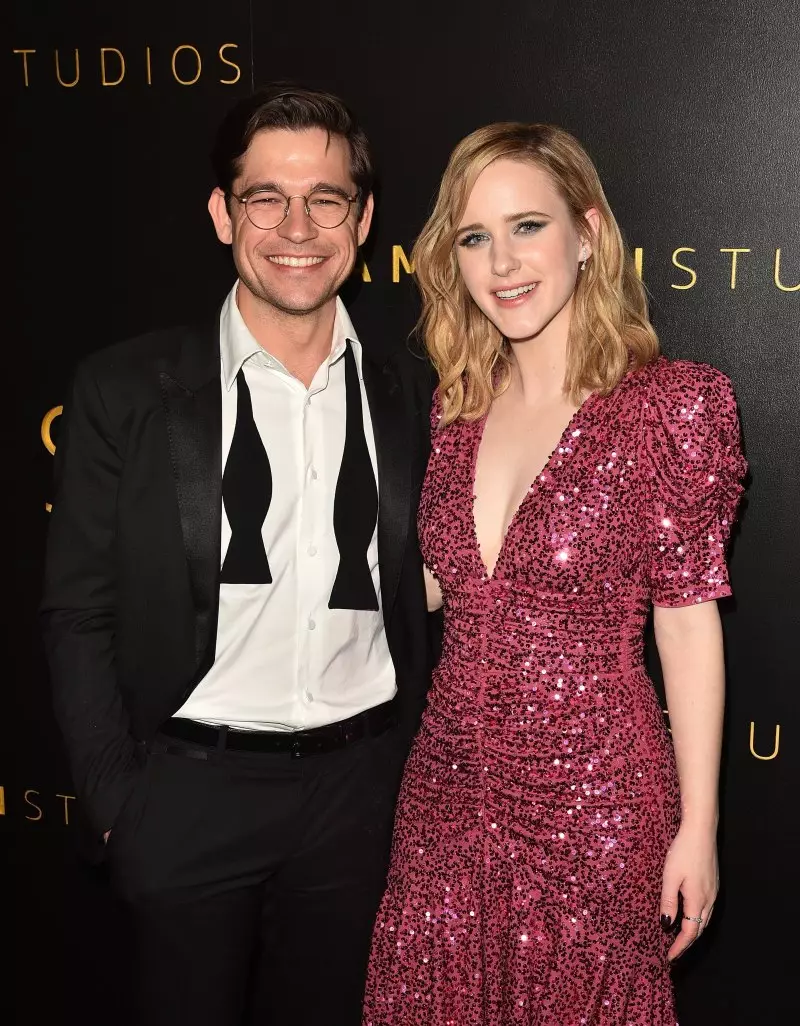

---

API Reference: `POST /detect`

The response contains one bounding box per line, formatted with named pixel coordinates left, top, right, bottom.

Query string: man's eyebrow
left=237, top=180, right=354, bottom=197
left=236, top=180, right=282, bottom=196
left=307, top=181, right=356, bottom=195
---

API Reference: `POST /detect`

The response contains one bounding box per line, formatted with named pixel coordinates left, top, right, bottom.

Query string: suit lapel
left=362, top=351, right=411, bottom=627
left=159, top=319, right=222, bottom=671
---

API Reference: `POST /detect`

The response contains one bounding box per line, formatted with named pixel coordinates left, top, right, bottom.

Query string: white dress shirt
left=175, top=282, right=397, bottom=730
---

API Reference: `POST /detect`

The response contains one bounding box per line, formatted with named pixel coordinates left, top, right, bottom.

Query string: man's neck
left=237, top=284, right=337, bottom=388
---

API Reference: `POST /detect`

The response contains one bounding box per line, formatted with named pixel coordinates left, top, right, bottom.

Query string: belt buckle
left=289, top=730, right=325, bottom=758
left=292, top=732, right=338, bottom=758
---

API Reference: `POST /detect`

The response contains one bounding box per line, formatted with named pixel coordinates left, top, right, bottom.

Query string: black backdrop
left=9, top=2, right=799, bottom=1023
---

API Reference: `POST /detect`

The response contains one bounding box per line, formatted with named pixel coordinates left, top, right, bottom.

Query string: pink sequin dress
left=364, top=358, right=746, bottom=1026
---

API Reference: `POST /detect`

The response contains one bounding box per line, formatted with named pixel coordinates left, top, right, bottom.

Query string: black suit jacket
left=40, top=312, right=436, bottom=838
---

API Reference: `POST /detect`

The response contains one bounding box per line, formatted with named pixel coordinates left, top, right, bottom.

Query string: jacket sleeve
left=39, top=358, right=141, bottom=838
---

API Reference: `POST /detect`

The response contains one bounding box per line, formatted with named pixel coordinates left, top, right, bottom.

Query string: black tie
left=220, top=369, right=272, bottom=584
left=328, top=341, right=379, bottom=610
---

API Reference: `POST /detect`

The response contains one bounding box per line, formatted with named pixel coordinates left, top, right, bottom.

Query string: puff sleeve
left=643, top=360, right=747, bottom=607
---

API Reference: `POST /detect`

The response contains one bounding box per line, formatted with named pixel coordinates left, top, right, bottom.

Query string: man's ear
left=208, top=187, right=233, bottom=245
left=356, top=192, right=375, bottom=247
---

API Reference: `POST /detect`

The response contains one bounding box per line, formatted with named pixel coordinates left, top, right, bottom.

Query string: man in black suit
left=40, top=85, right=434, bottom=1026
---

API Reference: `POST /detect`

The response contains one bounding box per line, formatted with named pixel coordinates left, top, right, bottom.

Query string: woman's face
left=454, top=158, right=594, bottom=346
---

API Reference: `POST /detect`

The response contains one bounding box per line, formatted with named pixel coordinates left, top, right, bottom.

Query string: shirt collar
left=219, top=281, right=362, bottom=390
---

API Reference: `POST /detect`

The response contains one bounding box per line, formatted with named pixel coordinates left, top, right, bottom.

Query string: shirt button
left=305, top=397, right=312, bottom=407
left=305, top=690, right=314, bottom=703
left=310, top=467, right=318, bottom=480
left=308, top=545, right=317, bottom=557
left=308, top=619, right=316, bottom=631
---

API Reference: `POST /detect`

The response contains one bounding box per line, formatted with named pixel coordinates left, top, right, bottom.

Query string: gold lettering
left=720, top=248, right=750, bottom=290
left=57, top=794, right=76, bottom=825
left=14, top=49, right=36, bottom=87
left=633, top=247, right=643, bottom=279
left=218, top=44, right=241, bottom=84
left=24, top=790, right=43, bottom=821
left=41, top=406, right=63, bottom=456
left=361, top=261, right=372, bottom=283
left=172, top=45, right=202, bottom=86
left=671, top=247, right=697, bottom=290
left=42, top=405, right=61, bottom=511
left=101, top=47, right=125, bottom=87
left=0, top=786, right=5, bottom=815
left=749, top=721, right=780, bottom=761
left=145, top=46, right=152, bottom=86
left=55, top=48, right=80, bottom=87
left=774, top=248, right=800, bottom=292
left=392, top=245, right=414, bottom=283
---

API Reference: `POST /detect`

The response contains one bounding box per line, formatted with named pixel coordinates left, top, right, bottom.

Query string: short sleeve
left=644, top=360, right=747, bottom=607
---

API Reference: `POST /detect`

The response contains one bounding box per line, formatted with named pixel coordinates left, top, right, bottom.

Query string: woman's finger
left=668, top=905, right=703, bottom=960
left=659, top=874, right=681, bottom=933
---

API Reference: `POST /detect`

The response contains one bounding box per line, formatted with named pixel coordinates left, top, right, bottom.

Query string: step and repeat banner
left=9, top=1, right=799, bottom=1023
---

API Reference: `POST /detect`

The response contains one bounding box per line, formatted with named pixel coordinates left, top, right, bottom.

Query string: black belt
left=159, top=699, right=397, bottom=758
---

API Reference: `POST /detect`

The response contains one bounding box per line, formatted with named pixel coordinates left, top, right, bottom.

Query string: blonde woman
left=363, top=123, right=746, bottom=1026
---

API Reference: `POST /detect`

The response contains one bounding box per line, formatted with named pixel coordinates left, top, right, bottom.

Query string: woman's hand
left=660, top=821, right=719, bottom=961
left=423, top=566, right=443, bottom=612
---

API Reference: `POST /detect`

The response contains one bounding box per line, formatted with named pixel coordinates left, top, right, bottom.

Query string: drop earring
left=580, top=248, right=588, bottom=272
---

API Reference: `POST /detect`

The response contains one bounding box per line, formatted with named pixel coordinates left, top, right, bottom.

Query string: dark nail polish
left=660, top=914, right=673, bottom=932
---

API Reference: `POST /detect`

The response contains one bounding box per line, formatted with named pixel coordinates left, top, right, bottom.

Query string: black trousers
left=105, top=725, right=407, bottom=1026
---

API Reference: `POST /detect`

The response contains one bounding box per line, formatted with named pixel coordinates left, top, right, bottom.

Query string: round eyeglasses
left=232, top=188, right=358, bottom=231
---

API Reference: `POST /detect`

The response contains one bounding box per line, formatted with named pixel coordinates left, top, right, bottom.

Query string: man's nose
left=276, top=196, right=318, bottom=242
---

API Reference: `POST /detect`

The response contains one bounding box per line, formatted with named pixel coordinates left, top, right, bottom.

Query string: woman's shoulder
left=625, top=355, right=736, bottom=406
left=623, top=356, right=745, bottom=485
left=606, top=356, right=739, bottom=435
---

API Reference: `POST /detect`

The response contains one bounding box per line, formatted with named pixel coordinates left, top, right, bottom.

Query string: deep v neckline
left=469, top=392, right=597, bottom=581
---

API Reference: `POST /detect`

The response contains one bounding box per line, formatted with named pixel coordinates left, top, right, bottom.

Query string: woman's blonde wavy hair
left=412, top=122, right=659, bottom=424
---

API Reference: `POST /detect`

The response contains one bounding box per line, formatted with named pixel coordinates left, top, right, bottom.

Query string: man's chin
left=256, top=282, right=340, bottom=317
left=272, top=295, right=335, bottom=317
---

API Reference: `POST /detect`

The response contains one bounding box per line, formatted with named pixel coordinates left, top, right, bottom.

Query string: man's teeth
left=495, top=283, right=537, bottom=299
left=268, top=256, right=325, bottom=267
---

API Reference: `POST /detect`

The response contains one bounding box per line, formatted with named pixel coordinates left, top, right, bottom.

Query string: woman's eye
left=458, top=232, right=488, bottom=248
left=516, top=219, right=546, bottom=234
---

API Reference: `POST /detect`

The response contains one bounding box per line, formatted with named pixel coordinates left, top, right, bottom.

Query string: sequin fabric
left=363, top=358, right=745, bottom=1026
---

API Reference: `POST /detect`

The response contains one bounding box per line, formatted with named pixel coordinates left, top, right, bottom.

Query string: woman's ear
left=581, top=207, right=601, bottom=256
